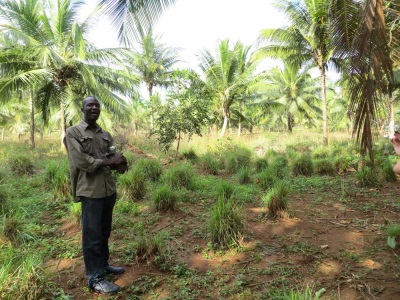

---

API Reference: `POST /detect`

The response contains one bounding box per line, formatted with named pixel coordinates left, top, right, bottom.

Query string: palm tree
left=98, top=0, right=176, bottom=46
left=257, top=0, right=338, bottom=145
left=0, top=0, right=138, bottom=148
left=128, top=31, right=179, bottom=130
left=199, top=39, right=261, bottom=137
left=330, top=0, right=397, bottom=161
left=262, top=63, right=320, bottom=132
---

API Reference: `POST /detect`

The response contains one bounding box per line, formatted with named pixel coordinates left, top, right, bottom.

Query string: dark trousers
left=80, top=193, right=116, bottom=285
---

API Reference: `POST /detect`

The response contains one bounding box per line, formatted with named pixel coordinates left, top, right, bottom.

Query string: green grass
left=209, top=197, right=244, bottom=249
left=161, top=161, right=196, bottom=189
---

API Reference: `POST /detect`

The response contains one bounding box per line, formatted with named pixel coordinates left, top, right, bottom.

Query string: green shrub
left=198, top=152, right=220, bottom=175
left=45, top=158, right=71, bottom=197
left=291, top=154, right=313, bottom=176
left=386, top=224, right=400, bottom=249
left=123, top=151, right=135, bottom=166
left=270, top=155, right=289, bottom=178
left=262, top=180, right=290, bottom=218
left=209, top=197, right=243, bottom=249
left=135, top=229, right=170, bottom=265
left=162, top=162, right=195, bottom=189
left=237, top=167, right=251, bottom=184
left=223, top=146, right=252, bottom=174
left=334, top=155, right=359, bottom=173
left=216, top=180, right=235, bottom=200
left=135, top=158, right=163, bottom=181
left=0, top=185, right=9, bottom=214
left=313, top=158, right=336, bottom=176
left=256, top=168, right=279, bottom=190
left=118, top=167, right=147, bottom=200
left=381, top=160, right=397, bottom=182
left=68, top=202, right=81, bottom=225
left=254, top=158, right=268, bottom=173
left=356, top=166, right=379, bottom=187
left=115, top=199, right=140, bottom=215
left=9, top=155, right=34, bottom=176
left=312, top=145, right=330, bottom=159
left=181, top=148, right=198, bottom=161
left=2, top=215, right=22, bottom=243
left=153, top=185, right=178, bottom=211
left=0, top=248, right=45, bottom=300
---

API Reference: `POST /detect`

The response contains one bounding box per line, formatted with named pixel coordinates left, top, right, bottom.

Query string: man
left=64, top=96, right=128, bottom=294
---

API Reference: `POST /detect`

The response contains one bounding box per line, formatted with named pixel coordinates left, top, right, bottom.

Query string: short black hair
left=82, top=96, right=99, bottom=107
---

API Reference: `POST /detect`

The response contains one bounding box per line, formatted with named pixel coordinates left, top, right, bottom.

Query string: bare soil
left=46, top=171, right=400, bottom=300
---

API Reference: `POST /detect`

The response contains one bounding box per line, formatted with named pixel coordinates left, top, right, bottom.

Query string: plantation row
left=1, top=135, right=400, bottom=299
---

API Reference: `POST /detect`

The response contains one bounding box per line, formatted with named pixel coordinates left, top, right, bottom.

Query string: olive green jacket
left=64, top=121, right=116, bottom=201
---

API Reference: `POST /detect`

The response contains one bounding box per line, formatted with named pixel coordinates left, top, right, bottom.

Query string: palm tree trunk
left=220, top=107, right=229, bottom=138
left=320, top=66, right=328, bottom=146
left=388, top=94, right=395, bottom=131
left=60, top=101, right=66, bottom=149
left=29, top=90, right=35, bottom=149
left=148, top=86, right=154, bottom=131
left=288, top=113, right=293, bottom=133
left=237, top=102, right=242, bottom=137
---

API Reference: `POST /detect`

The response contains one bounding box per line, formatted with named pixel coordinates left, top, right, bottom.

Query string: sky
left=85, top=0, right=287, bottom=70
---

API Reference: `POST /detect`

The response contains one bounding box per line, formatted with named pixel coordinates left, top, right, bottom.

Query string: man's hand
left=390, top=133, right=400, bottom=156
left=102, top=153, right=127, bottom=168
left=116, top=162, right=128, bottom=174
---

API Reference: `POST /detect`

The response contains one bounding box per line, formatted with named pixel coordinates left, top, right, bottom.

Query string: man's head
left=82, top=96, right=101, bottom=124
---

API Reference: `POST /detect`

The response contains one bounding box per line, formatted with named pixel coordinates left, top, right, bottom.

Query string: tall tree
left=128, top=31, right=179, bottom=130
left=257, top=0, right=339, bottom=145
left=330, top=0, right=398, bottom=161
left=199, top=39, right=260, bottom=137
left=261, top=63, right=320, bottom=132
left=99, top=0, right=176, bottom=46
left=0, top=0, right=137, bottom=147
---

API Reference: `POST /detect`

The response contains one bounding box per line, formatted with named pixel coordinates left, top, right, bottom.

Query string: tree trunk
left=287, top=113, right=293, bottom=133
left=176, top=130, right=181, bottom=158
left=388, top=94, right=395, bottom=132
left=148, top=86, right=154, bottom=131
left=29, top=90, right=35, bottom=149
left=1, top=128, right=4, bottom=141
left=237, top=102, right=242, bottom=137
left=320, top=66, right=328, bottom=146
left=60, top=101, right=66, bottom=150
left=219, top=107, right=229, bottom=138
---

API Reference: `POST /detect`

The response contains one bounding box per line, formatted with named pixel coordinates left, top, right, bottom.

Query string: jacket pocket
left=79, top=136, right=93, bottom=153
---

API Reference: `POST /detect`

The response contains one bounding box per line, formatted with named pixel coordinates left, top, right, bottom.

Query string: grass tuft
left=262, top=180, right=290, bottom=219
left=162, top=162, right=195, bottom=189
left=209, top=197, right=243, bottom=249
left=135, top=158, right=163, bottom=181
left=291, top=154, right=313, bottom=176
left=9, top=155, right=34, bottom=176
left=153, top=185, right=178, bottom=211
left=118, top=167, right=147, bottom=200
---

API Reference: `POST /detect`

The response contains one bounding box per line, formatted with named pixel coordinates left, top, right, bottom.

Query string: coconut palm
left=0, top=0, right=138, bottom=148
left=253, top=63, right=320, bottom=132
left=330, top=0, right=398, bottom=160
left=98, top=0, right=176, bottom=46
left=257, top=0, right=340, bottom=145
left=128, top=31, right=179, bottom=130
left=269, top=64, right=320, bottom=132
left=199, top=39, right=261, bottom=137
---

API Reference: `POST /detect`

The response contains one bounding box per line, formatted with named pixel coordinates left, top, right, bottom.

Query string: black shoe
left=90, top=279, right=121, bottom=294
left=106, top=265, right=125, bottom=275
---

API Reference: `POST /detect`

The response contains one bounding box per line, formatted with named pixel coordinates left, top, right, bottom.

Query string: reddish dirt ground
left=46, top=173, right=400, bottom=300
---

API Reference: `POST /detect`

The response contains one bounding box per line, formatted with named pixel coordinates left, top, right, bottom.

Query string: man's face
left=82, top=98, right=101, bottom=122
